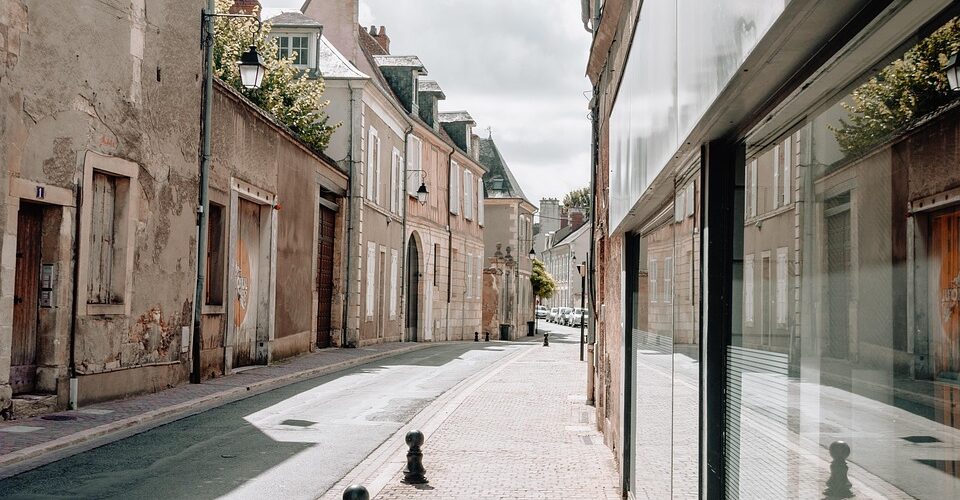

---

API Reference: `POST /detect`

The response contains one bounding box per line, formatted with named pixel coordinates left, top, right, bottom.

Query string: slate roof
left=372, top=55, right=427, bottom=72
left=439, top=111, right=475, bottom=124
left=478, top=136, right=529, bottom=202
left=418, top=79, right=446, bottom=98
left=553, top=219, right=591, bottom=247
left=265, top=11, right=323, bottom=28
left=315, top=35, right=368, bottom=80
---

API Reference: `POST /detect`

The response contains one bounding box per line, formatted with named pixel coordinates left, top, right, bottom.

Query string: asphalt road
left=0, top=342, right=525, bottom=500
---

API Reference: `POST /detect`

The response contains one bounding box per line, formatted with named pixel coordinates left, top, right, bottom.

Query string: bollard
left=402, top=430, right=429, bottom=484
left=543, top=332, right=549, bottom=347
left=484, top=331, right=490, bottom=342
left=342, top=484, right=369, bottom=500
left=823, top=440, right=853, bottom=499
left=474, top=331, right=479, bottom=342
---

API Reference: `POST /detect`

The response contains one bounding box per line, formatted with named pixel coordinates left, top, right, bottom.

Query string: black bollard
left=402, top=430, right=428, bottom=484
left=543, top=332, right=549, bottom=347
left=342, top=484, right=369, bottom=500
left=474, top=331, right=479, bottom=342
left=484, top=332, right=489, bottom=342
left=823, top=440, right=853, bottom=499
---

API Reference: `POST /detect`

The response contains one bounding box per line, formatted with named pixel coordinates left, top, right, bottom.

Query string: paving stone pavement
left=0, top=342, right=428, bottom=474
left=375, top=327, right=620, bottom=500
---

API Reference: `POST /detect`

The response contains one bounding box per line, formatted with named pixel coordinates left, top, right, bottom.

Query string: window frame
left=367, top=126, right=380, bottom=203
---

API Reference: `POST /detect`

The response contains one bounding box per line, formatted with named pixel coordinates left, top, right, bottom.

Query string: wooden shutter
left=88, top=172, right=116, bottom=304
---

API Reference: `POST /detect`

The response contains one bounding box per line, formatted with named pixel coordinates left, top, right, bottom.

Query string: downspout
left=341, top=82, right=358, bottom=347
left=587, top=84, right=599, bottom=406
left=400, top=124, right=412, bottom=341
left=445, top=149, right=452, bottom=342
left=68, top=183, right=82, bottom=409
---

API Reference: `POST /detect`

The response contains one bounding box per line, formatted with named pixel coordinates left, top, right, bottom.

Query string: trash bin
left=499, top=324, right=511, bottom=341
left=527, top=320, right=535, bottom=337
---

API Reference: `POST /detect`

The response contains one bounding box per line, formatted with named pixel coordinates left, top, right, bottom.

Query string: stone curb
left=317, top=341, right=536, bottom=500
left=0, top=343, right=434, bottom=478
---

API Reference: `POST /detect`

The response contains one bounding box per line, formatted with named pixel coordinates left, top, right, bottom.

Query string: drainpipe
left=341, top=82, right=358, bottom=348
left=445, top=150, right=452, bottom=342
left=587, top=84, right=599, bottom=405
left=68, top=183, right=82, bottom=409
left=400, top=125, right=412, bottom=341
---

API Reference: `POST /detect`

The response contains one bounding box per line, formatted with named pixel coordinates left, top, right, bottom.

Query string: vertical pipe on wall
left=341, top=83, right=358, bottom=347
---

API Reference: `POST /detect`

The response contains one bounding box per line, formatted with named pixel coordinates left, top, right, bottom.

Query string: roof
left=418, top=79, right=446, bottom=99
left=438, top=111, right=475, bottom=124
left=553, top=219, right=591, bottom=247
left=315, top=35, right=368, bottom=80
left=478, top=136, right=530, bottom=202
left=372, top=55, right=427, bottom=72
left=265, top=11, right=323, bottom=28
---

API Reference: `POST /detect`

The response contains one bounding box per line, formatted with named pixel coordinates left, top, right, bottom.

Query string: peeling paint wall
left=0, top=0, right=204, bottom=411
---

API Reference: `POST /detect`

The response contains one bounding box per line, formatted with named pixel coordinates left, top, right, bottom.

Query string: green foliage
left=531, top=259, right=556, bottom=300
left=562, top=187, right=591, bottom=216
left=832, top=17, right=960, bottom=156
left=212, top=0, right=337, bottom=151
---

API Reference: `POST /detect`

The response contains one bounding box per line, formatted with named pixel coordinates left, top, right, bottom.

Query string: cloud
left=260, top=0, right=592, bottom=206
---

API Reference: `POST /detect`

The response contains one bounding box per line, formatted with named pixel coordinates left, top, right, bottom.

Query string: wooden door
left=233, top=199, right=261, bottom=367
left=11, top=203, right=42, bottom=394
left=316, top=205, right=335, bottom=348
left=406, top=242, right=420, bottom=342
left=931, top=208, right=960, bottom=377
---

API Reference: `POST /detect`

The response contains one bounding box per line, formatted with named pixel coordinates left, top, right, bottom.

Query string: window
left=407, top=136, right=423, bottom=196
left=781, top=136, right=792, bottom=205
left=748, top=158, right=758, bottom=218
left=365, top=242, right=376, bottom=319
left=205, top=203, right=225, bottom=306
left=366, top=127, right=380, bottom=203
left=88, top=172, right=122, bottom=304
left=449, top=160, right=460, bottom=214
left=391, top=147, right=402, bottom=214
left=466, top=252, right=473, bottom=298
left=776, top=247, right=787, bottom=326
left=277, top=35, right=310, bottom=66
left=464, top=170, right=474, bottom=220
left=674, top=191, right=685, bottom=223
left=477, top=178, right=485, bottom=226
left=663, top=256, right=673, bottom=304
left=389, top=249, right=398, bottom=319
left=649, top=259, right=658, bottom=304
left=744, top=254, right=754, bottom=325
left=685, top=182, right=695, bottom=217
left=477, top=255, right=483, bottom=297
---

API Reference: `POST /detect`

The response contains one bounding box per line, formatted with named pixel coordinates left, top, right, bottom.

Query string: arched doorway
left=406, top=238, right=420, bottom=342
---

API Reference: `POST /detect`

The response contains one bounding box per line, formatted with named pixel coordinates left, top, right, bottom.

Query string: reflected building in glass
left=584, top=0, right=960, bottom=498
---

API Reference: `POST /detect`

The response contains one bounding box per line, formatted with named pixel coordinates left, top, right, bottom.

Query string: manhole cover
left=41, top=415, right=77, bottom=421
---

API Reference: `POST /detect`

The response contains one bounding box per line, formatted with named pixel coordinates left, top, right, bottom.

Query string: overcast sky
left=261, top=0, right=592, bottom=210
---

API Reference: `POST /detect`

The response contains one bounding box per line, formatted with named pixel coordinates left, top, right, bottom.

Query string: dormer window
left=278, top=35, right=310, bottom=66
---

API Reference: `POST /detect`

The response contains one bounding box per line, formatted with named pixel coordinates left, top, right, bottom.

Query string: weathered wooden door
left=233, top=199, right=261, bottom=367
left=316, top=205, right=335, bottom=348
left=931, top=208, right=960, bottom=377
left=11, top=203, right=42, bottom=394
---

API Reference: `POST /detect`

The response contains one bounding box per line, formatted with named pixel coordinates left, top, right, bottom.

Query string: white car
left=558, top=307, right=573, bottom=325
left=569, top=308, right=588, bottom=327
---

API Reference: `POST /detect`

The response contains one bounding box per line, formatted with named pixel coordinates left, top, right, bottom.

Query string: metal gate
left=316, top=205, right=335, bottom=348
left=233, top=199, right=261, bottom=367
left=11, top=203, right=42, bottom=394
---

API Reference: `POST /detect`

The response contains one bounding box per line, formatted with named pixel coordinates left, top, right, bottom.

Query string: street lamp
left=416, top=182, right=429, bottom=205
left=528, top=247, right=536, bottom=260
left=946, top=52, right=960, bottom=91
left=192, top=3, right=266, bottom=384
left=576, top=261, right=586, bottom=362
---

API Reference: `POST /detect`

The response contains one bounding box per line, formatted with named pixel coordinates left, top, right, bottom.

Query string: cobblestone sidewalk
left=375, top=327, right=619, bottom=500
left=0, top=342, right=428, bottom=476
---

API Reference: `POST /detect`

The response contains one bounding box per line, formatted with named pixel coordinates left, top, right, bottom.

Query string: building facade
left=541, top=216, right=590, bottom=310
left=479, top=136, right=536, bottom=339
left=585, top=0, right=960, bottom=498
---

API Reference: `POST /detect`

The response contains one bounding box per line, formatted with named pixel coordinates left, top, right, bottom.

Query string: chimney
left=569, top=208, right=585, bottom=229
left=560, top=206, right=569, bottom=230
left=372, top=25, right=391, bottom=54
left=229, top=0, right=261, bottom=15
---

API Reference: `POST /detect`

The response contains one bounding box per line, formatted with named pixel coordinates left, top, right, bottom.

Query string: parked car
left=548, top=307, right=560, bottom=322
left=569, top=308, right=588, bottom=327
left=558, top=307, right=573, bottom=325
left=536, top=306, right=548, bottom=319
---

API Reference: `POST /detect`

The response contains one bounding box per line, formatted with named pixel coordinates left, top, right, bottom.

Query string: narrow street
left=0, top=341, right=527, bottom=499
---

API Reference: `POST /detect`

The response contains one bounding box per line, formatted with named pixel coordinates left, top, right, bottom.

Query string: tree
left=831, top=17, right=960, bottom=156
left=562, top=187, right=591, bottom=217
left=212, top=0, right=337, bottom=151
left=531, top=259, right=556, bottom=301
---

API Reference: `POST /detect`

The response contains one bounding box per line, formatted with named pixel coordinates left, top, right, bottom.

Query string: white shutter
left=685, top=182, right=694, bottom=217
left=477, top=178, right=485, bottom=226
left=749, top=159, right=758, bottom=217
left=449, top=160, right=460, bottom=214
left=390, top=249, right=398, bottom=318
left=366, top=127, right=379, bottom=202
left=776, top=247, right=787, bottom=325
left=649, top=259, right=658, bottom=304
left=744, top=254, right=754, bottom=325
left=366, top=242, right=376, bottom=318
left=407, top=136, right=422, bottom=196
left=773, top=144, right=780, bottom=209
left=782, top=136, right=792, bottom=205
left=477, top=255, right=483, bottom=297
left=466, top=252, right=472, bottom=298
left=464, top=170, right=473, bottom=220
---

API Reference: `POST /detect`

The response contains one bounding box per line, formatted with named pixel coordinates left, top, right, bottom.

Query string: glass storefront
left=726, top=15, right=960, bottom=498
left=629, top=167, right=701, bottom=499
